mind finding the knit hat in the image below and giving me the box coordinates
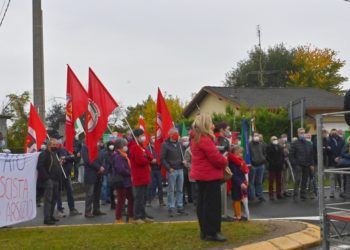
[115,138,128,149]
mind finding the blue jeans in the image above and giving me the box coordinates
[167,169,184,210]
[101,175,110,203]
[248,165,265,199]
[148,170,163,202]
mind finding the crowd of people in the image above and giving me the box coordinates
[34,114,350,242]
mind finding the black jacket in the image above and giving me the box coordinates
[37,149,62,182]
[148,145,160,171]
[160,139,184,171]
[81,144,105,184]
[266,144,284,171]
[216,136,230,154]
[289,139,314,167]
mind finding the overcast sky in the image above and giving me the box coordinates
[1,0,350,110]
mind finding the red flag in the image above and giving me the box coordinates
[66,65,88,153]
[87,68,118,161]
[138,115,150,146]
[25,103,47,153]
[155,88,174,163]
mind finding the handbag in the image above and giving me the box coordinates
[223,166,233,181]
[109,173,124,189]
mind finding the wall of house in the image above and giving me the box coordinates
[188,94,233,120]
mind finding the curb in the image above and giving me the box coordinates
[235,221,321,250]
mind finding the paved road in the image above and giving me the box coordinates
[13,189,348,228]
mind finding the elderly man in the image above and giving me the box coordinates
[161,128,187,217]
[37,138,62,225]
[290,128,314,201]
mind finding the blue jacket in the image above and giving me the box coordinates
[229,161,246,201]
[81,144,105,184]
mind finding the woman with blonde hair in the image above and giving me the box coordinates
[190,114,228,242]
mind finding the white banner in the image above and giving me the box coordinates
[0,152,39,227]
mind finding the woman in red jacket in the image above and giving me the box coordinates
[190,114,228,242]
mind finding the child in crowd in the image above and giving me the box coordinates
[228,145,249,221]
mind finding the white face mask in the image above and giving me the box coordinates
[41,144,47,150]
[253,136,260,142]
[272,140,278,145]
[282,137,288,142]
[183,141,189,147]
[108,145,115,151]
[122,146,128,152]
[139,135,146,143]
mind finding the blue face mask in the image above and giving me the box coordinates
[299,135,305,141]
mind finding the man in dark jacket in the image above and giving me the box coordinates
[327,129,345,198]
[161,128,187,217]
[81,137,106,218]
[249,132,267,201]
[147,136,165,206]
[289,128,314,201]
[56,141,82,216]
[37,138,62,225]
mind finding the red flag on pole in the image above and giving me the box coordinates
[86,68,118,161]
[25,103,47,153]
[66,65,88,153]
[138,115,150,146]
[155,88,174,163]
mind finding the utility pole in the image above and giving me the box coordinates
[257,25,264,87]
[32,0,45,121]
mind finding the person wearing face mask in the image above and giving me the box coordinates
[102,141,116,208]
[81,136,107,218]
[279,134,292,197]
[249,132,267,202]
[36,138,62,225]
[112,138,134,224]
[289,128,315,201]
[266,136,285,200]
[327,128,345,198]
[146,136,165,207]
[129,129,154,224]
[161,127,188,217]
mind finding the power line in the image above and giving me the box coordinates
[0,0,11,29]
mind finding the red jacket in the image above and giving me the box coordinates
[190,135,228,181]
[228,152,249,174]
[128,140,152,186]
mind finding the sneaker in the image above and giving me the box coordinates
[205,233,227,242]
[144,217,154,223]
[85,212,94,218]
[240,216,248,221]
[70,209,82,216]
[57,211,66,218]
[168,210,174,217]
[132,219,145,224]
[93,211,107,216]
[51,216,59,222]
[44,220,56,225]
[115,219,125,224]
[329,194,335,198]
[258,196,266,202]
[176,208,189,216]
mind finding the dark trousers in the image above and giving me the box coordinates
[133,185,147,220]
[148,170,163,203]
[268,170,282,198]
[43,179,59,222]
[110,186,116,208]
[196,180,222,236]
[116,187,134,219]
[293,165,309,198]
[85,177,103,213]
[191,182,198,205]
[57,176,75,211]
[183,172,193,202]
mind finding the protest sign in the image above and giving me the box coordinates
[0,152,39,227]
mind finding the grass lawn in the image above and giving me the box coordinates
[0,222,267,250]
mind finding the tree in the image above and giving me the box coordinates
[287,46,347,94]
[224,44,295,88]
[5,91,30,152]
[46,102,65,131]
[124,94,184,134]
